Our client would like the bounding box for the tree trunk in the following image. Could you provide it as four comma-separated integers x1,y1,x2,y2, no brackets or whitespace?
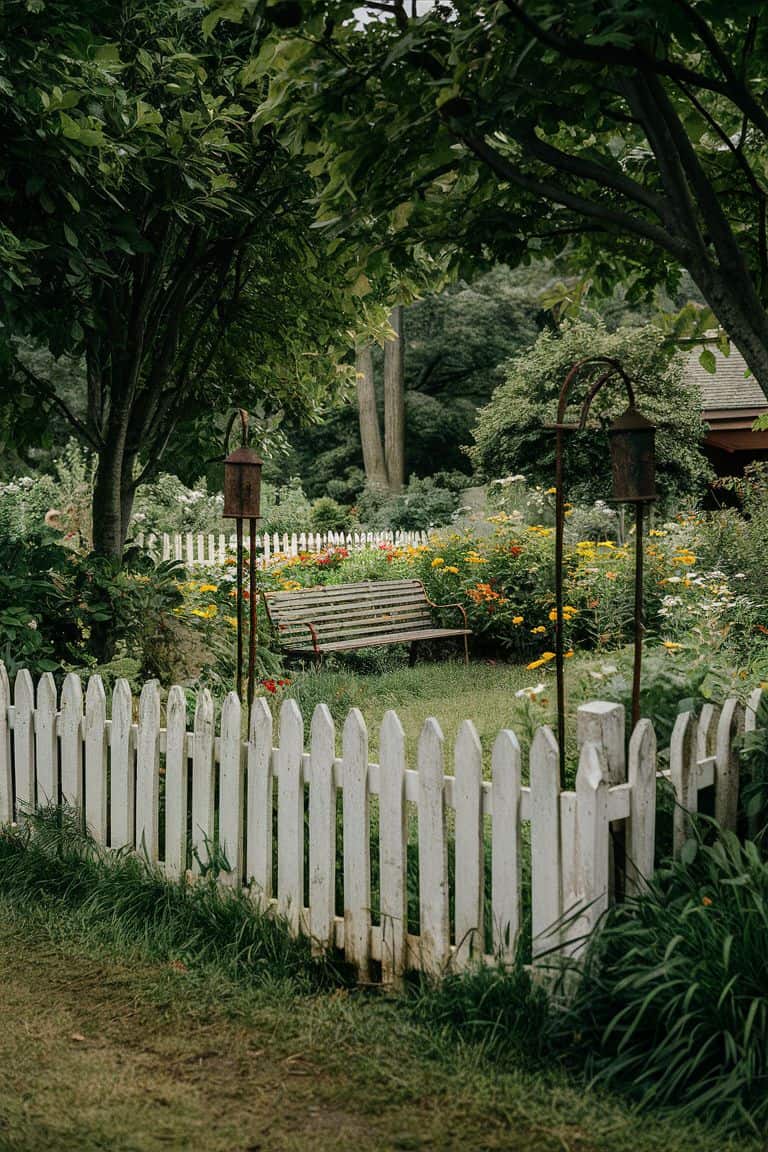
356,343,389,490
383,305,405,493
91,449,125,561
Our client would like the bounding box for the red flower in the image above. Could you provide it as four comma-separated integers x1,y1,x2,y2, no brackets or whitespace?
262,679,277,694
277,678,291,687
509,545,523,557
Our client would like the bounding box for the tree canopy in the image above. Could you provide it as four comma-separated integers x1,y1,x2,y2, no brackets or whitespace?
234,0,768,395
0,0,372,555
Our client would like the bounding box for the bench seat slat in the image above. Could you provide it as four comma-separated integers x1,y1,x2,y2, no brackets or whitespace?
265,579,423,605
281,619,436,644
283,627,470,654
269,595,431,623
275,606,434,632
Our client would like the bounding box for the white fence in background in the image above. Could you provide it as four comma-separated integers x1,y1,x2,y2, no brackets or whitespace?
0,666,760,982
133,529,429,567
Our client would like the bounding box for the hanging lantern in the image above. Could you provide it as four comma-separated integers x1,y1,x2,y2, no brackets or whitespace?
608,406,657,503
223,445,263,520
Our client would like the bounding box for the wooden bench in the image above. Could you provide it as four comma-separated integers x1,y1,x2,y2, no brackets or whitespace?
264,579,470,664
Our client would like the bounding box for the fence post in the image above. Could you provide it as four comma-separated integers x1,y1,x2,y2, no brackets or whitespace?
418,717,449,974
626,719,656,895
379,709,408,986
530,725,561,961
745,688,763,840
492,728,521,963
309,703,336,952
343,708,371,979
454,720,484,967
577,701,625,784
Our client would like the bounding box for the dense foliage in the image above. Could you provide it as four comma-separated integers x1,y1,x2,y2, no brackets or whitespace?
470,321,712,507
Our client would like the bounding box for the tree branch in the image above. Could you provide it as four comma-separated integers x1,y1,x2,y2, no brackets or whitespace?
456,131,690,261
15,360,103,450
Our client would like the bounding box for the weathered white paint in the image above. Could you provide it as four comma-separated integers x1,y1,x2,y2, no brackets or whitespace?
219,692,243,886
135,680,160,861
110,678,133,849
343,707,371,978
309,703,336,951
84,675,107,843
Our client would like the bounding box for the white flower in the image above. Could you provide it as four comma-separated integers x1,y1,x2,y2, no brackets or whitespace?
27,619,37,630
515,683,546,699
601,663,618,675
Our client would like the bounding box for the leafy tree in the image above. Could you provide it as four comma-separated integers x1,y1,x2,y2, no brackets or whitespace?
239,0,768,395
0,0,363,557
469,321,712,507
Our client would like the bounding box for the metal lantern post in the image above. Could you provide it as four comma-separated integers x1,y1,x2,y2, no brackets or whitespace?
223,409,263,712
550,358,657,786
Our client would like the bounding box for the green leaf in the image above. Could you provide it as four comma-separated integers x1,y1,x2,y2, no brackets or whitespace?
699,347,717,374
63,222,78,248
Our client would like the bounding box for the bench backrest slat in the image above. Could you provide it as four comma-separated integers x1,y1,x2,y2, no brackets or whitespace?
265,580,433,645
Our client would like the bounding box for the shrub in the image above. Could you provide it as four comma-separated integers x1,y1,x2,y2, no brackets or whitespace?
310,496,352,533
560,831,768,1133
357,474,459,531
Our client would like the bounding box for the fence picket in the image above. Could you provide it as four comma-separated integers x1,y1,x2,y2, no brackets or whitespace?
164,685,188,877
418,718,449,974
35,674,57,807
219,692,243,886
575,741,610,942
530,725,561,961
626,720,656,895
110,678,133,849
670,710,697,855
0,664,10,824
745,688,763,839
60,673,83,811
135,680,160,861
309,704,336,951
247,698,273,903
84,676,107,844
12,670,35,821
342,708,371,977
379,709,407,985
191,689,215,873
454,720,484,967
277,698,304,933
715,698,744,831
491,729,521,961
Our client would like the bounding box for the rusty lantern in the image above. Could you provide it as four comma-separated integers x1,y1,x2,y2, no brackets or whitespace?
608,407,657,504
223,444,263,519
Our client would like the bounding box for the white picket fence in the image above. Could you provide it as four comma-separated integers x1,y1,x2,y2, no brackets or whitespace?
133,529,429,568
0,665,761,982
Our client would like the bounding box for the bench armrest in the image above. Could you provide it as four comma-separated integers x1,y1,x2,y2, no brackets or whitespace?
424,597,468,629
277,619,321,654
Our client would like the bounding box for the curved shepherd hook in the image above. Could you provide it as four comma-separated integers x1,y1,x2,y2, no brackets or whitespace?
552,357,642,786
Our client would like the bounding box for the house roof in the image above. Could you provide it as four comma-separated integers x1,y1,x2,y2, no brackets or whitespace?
685,344,768,411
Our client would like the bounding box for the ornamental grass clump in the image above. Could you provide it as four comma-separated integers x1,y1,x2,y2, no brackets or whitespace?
559,830,768,1134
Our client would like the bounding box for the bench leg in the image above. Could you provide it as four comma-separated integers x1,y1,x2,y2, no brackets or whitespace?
409,641,419,668
463,634,469,666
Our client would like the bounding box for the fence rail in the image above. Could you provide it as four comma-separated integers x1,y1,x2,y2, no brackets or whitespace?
133,529,429,567
0,666,761,982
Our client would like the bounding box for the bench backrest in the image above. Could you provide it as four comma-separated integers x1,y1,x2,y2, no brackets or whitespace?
264,579,433,648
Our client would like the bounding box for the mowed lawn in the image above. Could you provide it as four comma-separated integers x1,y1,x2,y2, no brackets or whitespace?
0,903,755,1152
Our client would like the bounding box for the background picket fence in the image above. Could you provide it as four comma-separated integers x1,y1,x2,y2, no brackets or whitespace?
133,529,429,568
0,666,761,982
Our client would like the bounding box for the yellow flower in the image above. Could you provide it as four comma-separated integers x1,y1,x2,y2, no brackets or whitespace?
445,566,459,574
540,651,555,662
531,625,546,634
431,557,445,568
565,650,574,659
225,615,238,629
663,640,682,651
527,658,546,670
546,486,557,495
512,615,524,625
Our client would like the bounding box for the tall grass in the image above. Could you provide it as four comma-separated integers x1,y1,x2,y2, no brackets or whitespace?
559,827,768,1133
0,807,345,991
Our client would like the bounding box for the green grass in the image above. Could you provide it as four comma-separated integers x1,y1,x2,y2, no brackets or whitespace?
282,656,534,766
0,812,763,1152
